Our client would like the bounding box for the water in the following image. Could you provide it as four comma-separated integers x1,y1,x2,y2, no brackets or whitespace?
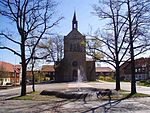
77,66,87,91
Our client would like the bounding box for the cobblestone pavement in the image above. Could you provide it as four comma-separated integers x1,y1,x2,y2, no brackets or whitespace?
0,97,150,113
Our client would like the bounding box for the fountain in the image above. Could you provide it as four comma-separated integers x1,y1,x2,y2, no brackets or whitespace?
77,66,87,91
40,66,113,102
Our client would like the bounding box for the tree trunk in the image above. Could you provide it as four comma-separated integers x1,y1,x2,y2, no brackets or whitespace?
21,57,27,96
115,60,120,91
127,0,136,94
21,39,27,96
31,61,35,92
115,29,120,90
130,44,136,94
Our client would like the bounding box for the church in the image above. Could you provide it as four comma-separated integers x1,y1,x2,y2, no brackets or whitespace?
55,12,96,82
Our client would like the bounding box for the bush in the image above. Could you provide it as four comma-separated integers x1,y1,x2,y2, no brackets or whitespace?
105,76,112,80
98,76,105,80
97,76,114,82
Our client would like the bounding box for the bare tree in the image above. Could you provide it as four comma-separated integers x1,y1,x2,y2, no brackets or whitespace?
0,0,63,96
91,0,150,92
126,0,150,94
92,0,130,91
37,35,64,70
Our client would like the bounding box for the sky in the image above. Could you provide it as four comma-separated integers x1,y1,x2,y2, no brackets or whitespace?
1,0,148,68
0,0,102,65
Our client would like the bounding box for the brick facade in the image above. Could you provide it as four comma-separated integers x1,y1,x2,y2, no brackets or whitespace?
120,57,150,80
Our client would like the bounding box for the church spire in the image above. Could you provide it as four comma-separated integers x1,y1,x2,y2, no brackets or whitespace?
72,11,78,30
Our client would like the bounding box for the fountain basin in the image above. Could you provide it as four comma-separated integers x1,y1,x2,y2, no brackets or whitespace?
40,87,102,100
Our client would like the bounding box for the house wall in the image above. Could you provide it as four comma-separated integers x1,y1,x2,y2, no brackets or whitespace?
0,78,11,86
120,58,150,81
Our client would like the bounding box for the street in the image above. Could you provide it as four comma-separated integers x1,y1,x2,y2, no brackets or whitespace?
0,81,150,100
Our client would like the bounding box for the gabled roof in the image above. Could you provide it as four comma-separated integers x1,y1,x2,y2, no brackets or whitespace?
0,61,21,74
0,61,14,72
96,67,114,73
65,29,85,39
120,57,150,69
41,65,55,72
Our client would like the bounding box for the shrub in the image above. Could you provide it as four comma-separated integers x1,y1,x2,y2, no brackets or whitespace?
105,76,112,81
98,76,105,80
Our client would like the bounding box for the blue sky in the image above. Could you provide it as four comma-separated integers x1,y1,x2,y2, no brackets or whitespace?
56,0,100,35
0,0,101,65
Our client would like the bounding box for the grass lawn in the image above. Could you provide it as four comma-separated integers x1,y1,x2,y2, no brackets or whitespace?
137,81,150,87
11,91,64,101
10,90,150,102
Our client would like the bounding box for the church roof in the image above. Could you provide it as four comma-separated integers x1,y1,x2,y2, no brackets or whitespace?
65,29,85,39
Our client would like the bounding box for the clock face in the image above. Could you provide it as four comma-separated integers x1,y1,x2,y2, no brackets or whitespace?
72,61,78,67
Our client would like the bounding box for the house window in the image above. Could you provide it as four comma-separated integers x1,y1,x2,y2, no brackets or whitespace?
126,75,129,80
142,67,145,72
138,68,141,72
135,69,138,73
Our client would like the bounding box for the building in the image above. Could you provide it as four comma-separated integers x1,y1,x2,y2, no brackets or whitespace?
26,70,41,83
96,67,114,77
55,12,96,82
0,61,21,85
41,65,55,80
120,57,150,80
26,65,55,83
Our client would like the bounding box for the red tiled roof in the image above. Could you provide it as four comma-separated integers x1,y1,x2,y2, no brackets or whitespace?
96,67,114,73
0,61,21,73
0,61,14,72
120,57,150,69
41,65,55,72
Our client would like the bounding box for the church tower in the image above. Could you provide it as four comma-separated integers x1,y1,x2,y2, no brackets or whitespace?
55,12,95,82
63,12,86,81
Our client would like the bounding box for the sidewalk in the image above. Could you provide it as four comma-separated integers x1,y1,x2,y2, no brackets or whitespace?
0,97,150,113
